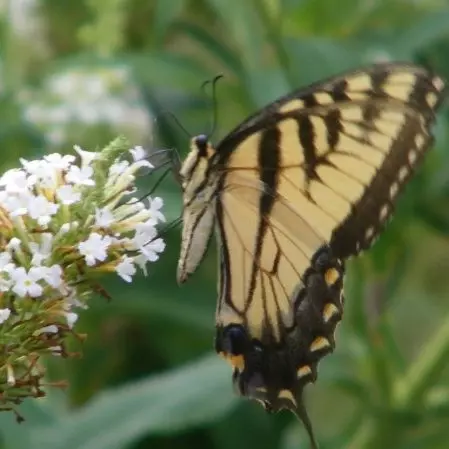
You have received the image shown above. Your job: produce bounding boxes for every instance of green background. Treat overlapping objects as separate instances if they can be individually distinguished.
[1,0,449,448]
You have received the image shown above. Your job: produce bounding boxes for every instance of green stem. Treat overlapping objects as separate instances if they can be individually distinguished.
[394,312,449,407]
[346,420,375,449]
[347,311,449,448]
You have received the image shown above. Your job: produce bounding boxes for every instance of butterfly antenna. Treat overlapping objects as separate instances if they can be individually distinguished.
[159,110,192,139]
[128,148,182,205]
[209,74,224,138]
[145,148,174,165]
[143,216,182,247]
[160,216,182,236]
[201,78,212,95]
[147,167,171,196]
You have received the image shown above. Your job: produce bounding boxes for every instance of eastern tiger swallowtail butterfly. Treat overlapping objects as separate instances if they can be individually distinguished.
[176,62,446,448]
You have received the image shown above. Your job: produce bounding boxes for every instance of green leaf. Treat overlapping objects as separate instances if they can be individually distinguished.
[392,10,449,59]
[283,37,361,85]
[212,405,279,449]
[25,353,236,449]
[394,313,449,408]
[244,68,290,109]
[0,398,57,449]
[329,377,369,403]
[101,278,215,331]
[152,0,186,44]
[397,428,449,449]
[174,22,243,76]
[283,0,372,35]
[281,420,311,449]
[204,0,265,70]
[125,52,212,91]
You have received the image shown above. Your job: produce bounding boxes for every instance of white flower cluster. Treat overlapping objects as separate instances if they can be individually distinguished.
[21,66,152,145]
[0,143,166,330]
[5,0,42,39]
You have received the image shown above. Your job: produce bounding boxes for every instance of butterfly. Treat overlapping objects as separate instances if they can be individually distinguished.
[176,62,446,448]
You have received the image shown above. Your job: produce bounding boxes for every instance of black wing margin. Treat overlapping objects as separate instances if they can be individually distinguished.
[212,62,446,448]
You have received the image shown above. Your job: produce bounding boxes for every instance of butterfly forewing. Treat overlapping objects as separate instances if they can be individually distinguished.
[217,64,445,259]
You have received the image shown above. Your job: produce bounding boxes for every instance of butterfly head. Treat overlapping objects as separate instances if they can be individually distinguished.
[193,134,209,155]
[179,134,218,205]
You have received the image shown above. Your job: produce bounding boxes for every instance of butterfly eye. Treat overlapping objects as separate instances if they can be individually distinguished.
[194,134,209,155]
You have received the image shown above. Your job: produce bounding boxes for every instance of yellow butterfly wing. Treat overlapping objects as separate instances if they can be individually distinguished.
[177,62,446,448]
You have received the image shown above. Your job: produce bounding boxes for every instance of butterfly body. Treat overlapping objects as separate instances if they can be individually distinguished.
[177,63,446,448]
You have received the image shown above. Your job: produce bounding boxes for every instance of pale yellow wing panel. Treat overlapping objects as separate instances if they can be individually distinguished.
[216,173,325,342]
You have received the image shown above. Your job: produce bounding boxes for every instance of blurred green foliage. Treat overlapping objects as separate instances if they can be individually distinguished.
[1,0,449,448]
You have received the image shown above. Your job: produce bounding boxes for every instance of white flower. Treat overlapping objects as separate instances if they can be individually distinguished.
[0,308,11,324]
[0,252,12,269]
[20,159,57,188]
[44,153,75,170]
[41,264,63,288]
[27,195,59,226]
[95,207,115,227]
[130,146,147,162]
[132,228,165,263]
[148,197,165,223]
[56,221,79,237]
[6,237,22,252]
[38,325,59,334]
[0,276,12,292]
[116,256,136,282]
[1,191,31,216]
[74,145,98,167]
[56,184,81,205]
[65,312,78,328]
[78,232,112,266]
[130,228,152,250]
[29,233,53,266]
[113,200,147,222]
[0,169,31,192]
[133,254,148,275]
[109,160,129,178]
[7,365,15,385]
[134,218,157,234]
[49,72,76,96]
[10,266,44,298]
[142,237,166,262]
[66,165,95,186]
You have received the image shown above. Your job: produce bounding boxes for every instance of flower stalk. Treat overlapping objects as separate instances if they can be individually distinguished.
[0,137,166,416]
